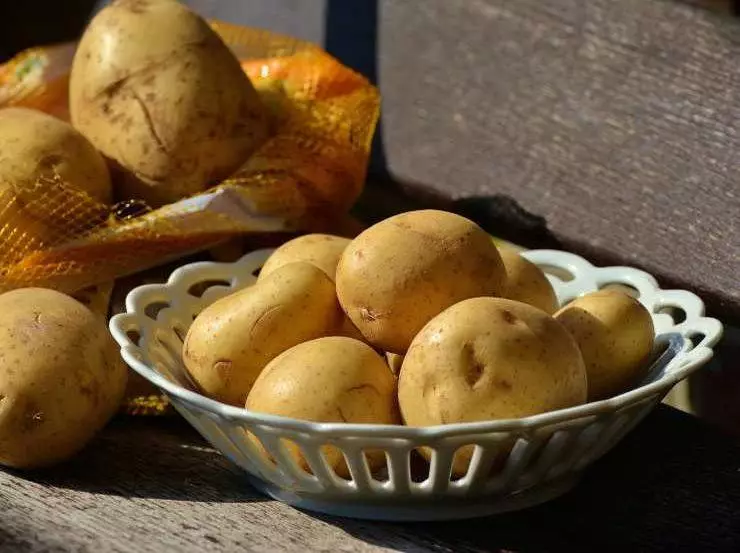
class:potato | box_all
[259,234,351,282]
[336,210,506,353]
[398,297,587,476]
[498,245,558,314]
[246,336,399,477]
[0,107,112,246]
[0,107,111,203]
[69,0,271,207]
[183,262,343,406]
[0,288,127,469]
[555,290,655,401]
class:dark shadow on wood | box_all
[315,405,740,552]
[2,416,267,503]
[685,327,740,435]
[354,181,562,250]
[453,195,561,249]
[675,0,739,15]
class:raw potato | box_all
[0,107,111,204]
[0,288,127,469]
[398,297,587,476]
[0,107,112,248]
[498,245,558,314]
[259,234,351,282]
[336,210,507,353]
[555,290,655,401]
[246,337,399,477]
[69,0,271,207]
[183,262,343,406]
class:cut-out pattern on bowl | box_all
[110,248,722,521]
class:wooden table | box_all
[2,407,740,552]
[2,0,740,551]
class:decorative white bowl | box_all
[109,248,723,521]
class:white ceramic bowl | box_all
[109,248,723,521]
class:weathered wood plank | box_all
[376,0,740,320]
[0,419,397,553]
[2,407,740,552]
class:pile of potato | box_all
[0,0,272,469]
[183,209,656,476]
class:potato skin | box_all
[259,234,351,282]
[246,336,399,477]
[555,290,655,401]
[0,107,112,249]
[0,288,128,469]
[183,262,342,406]
[336,210,507,353]
[498,245,558,314]
[69,0,271,206]
[0,107,112,205]
[398,297,587,476]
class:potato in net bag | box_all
[0,21,379,295]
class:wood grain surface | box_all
[2,407,740,552]
[374,0,740,321]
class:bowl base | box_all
[246,474,580,521]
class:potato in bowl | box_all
[109,211,721,520]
